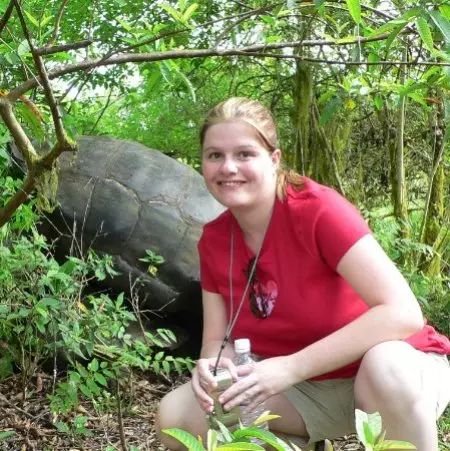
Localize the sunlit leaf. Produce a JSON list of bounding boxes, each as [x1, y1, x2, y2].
[[24, 10, 39, 27], [162, 428, 205, 450], [416, 17, 434, 52], [183, 3, 198, 22], [429, 10, 450, 44], [346, 0, 361, 24]]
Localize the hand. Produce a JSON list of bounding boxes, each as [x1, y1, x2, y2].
[[218, 356, 295, 413], [191, 356, 238, 413]]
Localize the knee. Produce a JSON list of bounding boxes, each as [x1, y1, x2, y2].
[[155, 382, 207, 450], [354, 341, 423, 412]]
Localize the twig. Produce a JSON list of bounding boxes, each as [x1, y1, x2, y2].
[[116, 378, 128, 451], [0, 0, 14, 36], [0, 393, 36, 419], [89, 88, 113, 134], [46, 0, 70, 46]]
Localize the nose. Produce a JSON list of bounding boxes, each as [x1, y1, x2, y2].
[[220, 156, 238, 175]]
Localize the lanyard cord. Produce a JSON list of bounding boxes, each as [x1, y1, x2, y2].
[[212, 213, 270, 376]]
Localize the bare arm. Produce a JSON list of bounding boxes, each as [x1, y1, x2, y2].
[[286, 234, 424, 382], [200, 289, 235, 360]]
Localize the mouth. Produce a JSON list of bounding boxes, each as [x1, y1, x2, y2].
[[217, 181, 246, 187]]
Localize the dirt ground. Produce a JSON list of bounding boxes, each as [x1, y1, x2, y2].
[[0, 372, 448, 450]]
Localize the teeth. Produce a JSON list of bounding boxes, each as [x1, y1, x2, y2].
[[221, 182, 242, 186]]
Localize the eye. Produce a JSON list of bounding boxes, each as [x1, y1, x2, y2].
[[207, 151, 222, 160], [238, 150, 252, 159]]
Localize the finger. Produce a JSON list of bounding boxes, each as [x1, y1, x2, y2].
[[236, 363, 254, 378], [196, 360, 217, 387], [221, 381, 258, 410], [218, 358, 239, 381], [191, 375, 214, 408], [244, 393, 267, 414]]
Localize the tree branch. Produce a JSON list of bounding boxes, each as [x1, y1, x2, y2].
[[0, 0, 14, 37], [14, 0, 73, 148], [36, 39, 93, 56], [9, 31, 402, 99], [236, 51, 450, 66], [0, 97, 38, 169]]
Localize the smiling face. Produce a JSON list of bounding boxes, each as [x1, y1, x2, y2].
[[201, 120, 280, 211]]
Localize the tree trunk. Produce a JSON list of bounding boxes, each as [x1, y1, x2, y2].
[[419, 91, 446, 275], [292, 62, 312, 175], [390, 48, 409, 239]]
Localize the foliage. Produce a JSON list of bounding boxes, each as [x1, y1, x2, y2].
[[163, 411, 300, 451], [163, 409, 417, 450], [0, 165, 194, 434], [355, 409, 416, 450]]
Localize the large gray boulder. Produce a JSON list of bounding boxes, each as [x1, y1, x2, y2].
[[43, 136, 224, 319]]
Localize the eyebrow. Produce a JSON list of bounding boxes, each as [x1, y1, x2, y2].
[[203, 144, 259, 152]]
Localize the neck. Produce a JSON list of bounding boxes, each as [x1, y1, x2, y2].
[[231, 195, 276, 251]]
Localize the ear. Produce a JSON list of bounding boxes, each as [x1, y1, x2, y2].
[[271, 148, 281, 166]]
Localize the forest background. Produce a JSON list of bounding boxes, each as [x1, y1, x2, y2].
[[0, 0, 449, 449]]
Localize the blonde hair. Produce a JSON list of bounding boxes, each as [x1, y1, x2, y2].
[[200, 97, 303, 200]]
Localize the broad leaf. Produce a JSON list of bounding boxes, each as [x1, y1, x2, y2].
[[377, 439, 416, 450], [355, 409, 382, 446], [416, 17, 434, 52], [216, 443, 264, 450], [429, 10, 450, 44], [232, 428, 290, 451], [183, 3, 198, 22], [440, 5, 450, 21], [346, 0, 361, 24], [162, 428, 205, 451]]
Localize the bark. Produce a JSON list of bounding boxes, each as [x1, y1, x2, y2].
[[390, 48, 409, 239], [292, 63, 312, 174], [419, 92, 446, 275]]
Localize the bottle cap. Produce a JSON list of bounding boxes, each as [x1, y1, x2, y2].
[[234, 338, 251, 353]]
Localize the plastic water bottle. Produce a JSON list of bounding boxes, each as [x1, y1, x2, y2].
[[233, 338, 268, 432]]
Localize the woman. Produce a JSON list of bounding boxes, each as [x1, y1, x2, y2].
[[157, 97, 450, 450]]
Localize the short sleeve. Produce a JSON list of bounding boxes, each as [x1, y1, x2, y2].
[[296, 187, 371, 270], [198, 233, 219, 293]]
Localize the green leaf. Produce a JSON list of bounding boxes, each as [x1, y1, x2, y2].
[[0, 430, 15, 440], [216, 443, 264, 450], [416, 17, 434, 52], [88, 358, 99, 372], [35, 297, 61, 310], [86, 378, 100, 395], [355, 409, 382, 446], [79, 383, 93, 399], [429, 10, 450, 44], [377, 440, 416, 450], [182, 3, 198, 22], [162, 428, 205, 451], [319, 96, 342, 126], [40, 16, 52, 27], [54, 421, 70, 434], [252, 411, 280, 426], [207, 429, 217, 450], [232, 428, 289, 450], [346, 0, 361, 24], [160, 4, 183, 23], [94, 372, 108, 386], [440, 5, 450, 21], [314, 0, 326, 6], [24, 10, 39, 27]]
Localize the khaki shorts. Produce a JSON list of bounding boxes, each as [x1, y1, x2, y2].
[[282, 352, 450, 446]]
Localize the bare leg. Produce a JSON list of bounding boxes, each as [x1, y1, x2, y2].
[[156, 381, 309, 450], [355, 341, 450, 451]]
